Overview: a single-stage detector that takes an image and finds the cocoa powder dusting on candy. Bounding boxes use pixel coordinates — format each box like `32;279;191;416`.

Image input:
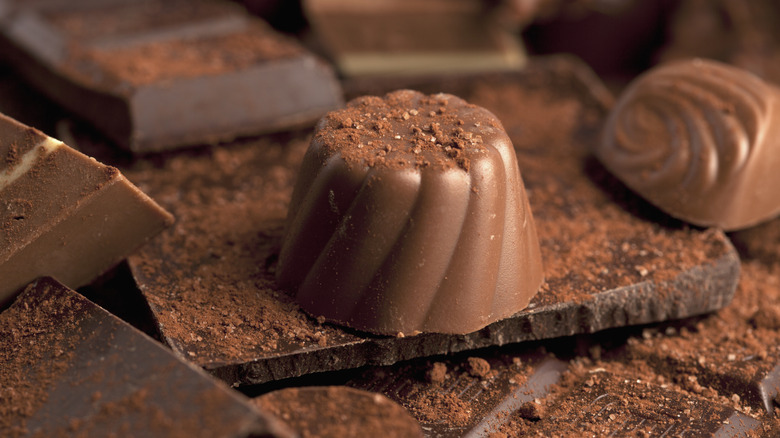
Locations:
315;90;494;172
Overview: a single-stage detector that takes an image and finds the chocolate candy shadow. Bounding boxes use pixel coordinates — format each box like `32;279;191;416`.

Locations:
124;56;740;386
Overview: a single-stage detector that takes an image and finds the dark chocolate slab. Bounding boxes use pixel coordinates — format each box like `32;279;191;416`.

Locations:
0;0;343;153
348;350;568;437
0;277;292;437
522;370;761;436
123;57;740;386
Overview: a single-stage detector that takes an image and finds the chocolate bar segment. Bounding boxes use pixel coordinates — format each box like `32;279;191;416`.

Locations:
254;386;424;438
278;90;543;335
0;112;172;306
0;0;343;152
0;277;293;437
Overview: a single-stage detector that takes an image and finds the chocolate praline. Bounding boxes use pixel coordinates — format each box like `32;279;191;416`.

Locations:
277;90;543;335
599;59;780;230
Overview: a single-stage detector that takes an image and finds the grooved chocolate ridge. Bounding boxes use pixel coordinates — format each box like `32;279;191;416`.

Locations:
599;59;780;230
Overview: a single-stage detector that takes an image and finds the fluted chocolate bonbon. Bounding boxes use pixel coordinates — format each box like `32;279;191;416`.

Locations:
599;59;780;230
277;90;543;335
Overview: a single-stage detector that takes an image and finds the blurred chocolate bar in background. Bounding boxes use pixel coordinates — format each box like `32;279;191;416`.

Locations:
0;0;343;153
302;0;526;77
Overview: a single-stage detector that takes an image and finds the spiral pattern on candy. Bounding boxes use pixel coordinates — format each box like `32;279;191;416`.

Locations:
600;60;771;196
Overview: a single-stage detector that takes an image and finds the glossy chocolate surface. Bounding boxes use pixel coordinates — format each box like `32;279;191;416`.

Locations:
0;0;343;153
0;112;172;306
278;90;544;335
599;59;780;230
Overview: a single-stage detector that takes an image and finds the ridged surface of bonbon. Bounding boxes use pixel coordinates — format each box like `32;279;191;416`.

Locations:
278;91;543;334
599;59;780;229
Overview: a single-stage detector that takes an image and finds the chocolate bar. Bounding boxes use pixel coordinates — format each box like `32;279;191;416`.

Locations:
122;57;740;386
0;0;343;153
348;349;568;436
254;386;424;437
278;90;543;335
0;277;293;437
0;112;172;306
302;0;526;76
598;59;780;231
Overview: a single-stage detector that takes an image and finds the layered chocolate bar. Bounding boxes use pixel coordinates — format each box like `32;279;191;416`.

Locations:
0;112;172;305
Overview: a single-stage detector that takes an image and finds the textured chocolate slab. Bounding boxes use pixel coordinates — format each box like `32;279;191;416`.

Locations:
0;0;342;153
522;370;761;436
0;277;292;437
253;386;424;438
124;57;740;386
348;350;568;437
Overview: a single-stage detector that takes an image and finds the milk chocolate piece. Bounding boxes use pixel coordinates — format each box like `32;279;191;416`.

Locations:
123;57;740;386
348;350;568;437
278;90;544;335
0;277;293;437
303;0;526;76
253;386;424;438
0;0;343;153
599;59;780;230
0;112;172;306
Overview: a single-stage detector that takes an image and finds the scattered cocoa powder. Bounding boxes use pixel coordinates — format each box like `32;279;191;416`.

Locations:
426;362;448;384
253;386;422;438
0;281;86;437
467;357;491;378
314;90;496;172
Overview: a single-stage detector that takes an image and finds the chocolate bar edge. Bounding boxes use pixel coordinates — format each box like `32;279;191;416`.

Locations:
205;243;740;386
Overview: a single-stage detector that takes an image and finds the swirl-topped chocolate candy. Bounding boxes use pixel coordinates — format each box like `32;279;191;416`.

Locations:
277;90;543;335
599;59;780;230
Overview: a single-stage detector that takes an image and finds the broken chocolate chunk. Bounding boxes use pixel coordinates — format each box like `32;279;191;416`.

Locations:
0;112;172;306
0;277;293;437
